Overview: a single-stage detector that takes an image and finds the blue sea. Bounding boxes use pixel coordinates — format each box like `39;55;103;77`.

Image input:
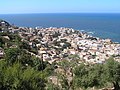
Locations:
0;13;120;43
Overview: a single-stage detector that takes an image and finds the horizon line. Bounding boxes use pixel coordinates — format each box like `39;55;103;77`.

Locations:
0;12;120;15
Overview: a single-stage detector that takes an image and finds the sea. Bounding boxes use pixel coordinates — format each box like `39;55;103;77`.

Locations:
0;13;120;43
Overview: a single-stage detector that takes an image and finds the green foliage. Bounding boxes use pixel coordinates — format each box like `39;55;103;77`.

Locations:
46;83;60;90
0;32;23;48
104;58;120;90
73;63;89;88
0;32;54;89
5;47;49;71
87;64;106;88
58;60;70;71
105;58;120;82
19;41;30;50
29;47;38;54
0;61;46;90
68;54;80;60
73;59;120;89
44;64;55;76
5;48;21;65
59;75;69;90
0;36;6;47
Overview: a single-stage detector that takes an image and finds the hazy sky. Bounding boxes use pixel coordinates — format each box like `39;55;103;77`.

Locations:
0;0;120;14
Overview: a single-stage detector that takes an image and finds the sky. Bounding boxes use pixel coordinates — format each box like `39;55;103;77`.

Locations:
0;0;120;14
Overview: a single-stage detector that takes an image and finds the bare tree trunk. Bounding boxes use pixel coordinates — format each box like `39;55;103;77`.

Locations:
113;81;120;90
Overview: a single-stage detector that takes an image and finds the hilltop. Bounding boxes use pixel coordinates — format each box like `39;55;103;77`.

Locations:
0;19;10;27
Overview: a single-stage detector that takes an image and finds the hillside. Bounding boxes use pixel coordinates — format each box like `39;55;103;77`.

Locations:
0;20;120;90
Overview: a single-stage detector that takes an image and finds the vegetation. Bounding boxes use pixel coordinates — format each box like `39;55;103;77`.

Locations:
0;32;120;90
73;58;120;90
0;61;46;90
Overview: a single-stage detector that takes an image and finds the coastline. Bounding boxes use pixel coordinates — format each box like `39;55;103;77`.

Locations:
0;13;120;43
0;20;120;64
1;24;120;90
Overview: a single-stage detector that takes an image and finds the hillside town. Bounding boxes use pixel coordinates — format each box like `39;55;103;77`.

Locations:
1;20;120;90
0;20;120;64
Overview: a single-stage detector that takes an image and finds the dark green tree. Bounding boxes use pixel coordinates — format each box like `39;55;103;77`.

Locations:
5;48;21;65
0;61;46;90
73;63;106;89
104;58;120;90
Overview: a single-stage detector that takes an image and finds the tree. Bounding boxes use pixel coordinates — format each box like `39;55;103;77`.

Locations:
5;48;21;65
0;37;4;47
59;75;70;90
73;63;106;89
46;83;60;90
104;58;120;90
19;41;30;50
19;50;34;67
73;63;89;89
19;66;46;90
0;61;46;90
58;60;70;75
87;64;106;88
